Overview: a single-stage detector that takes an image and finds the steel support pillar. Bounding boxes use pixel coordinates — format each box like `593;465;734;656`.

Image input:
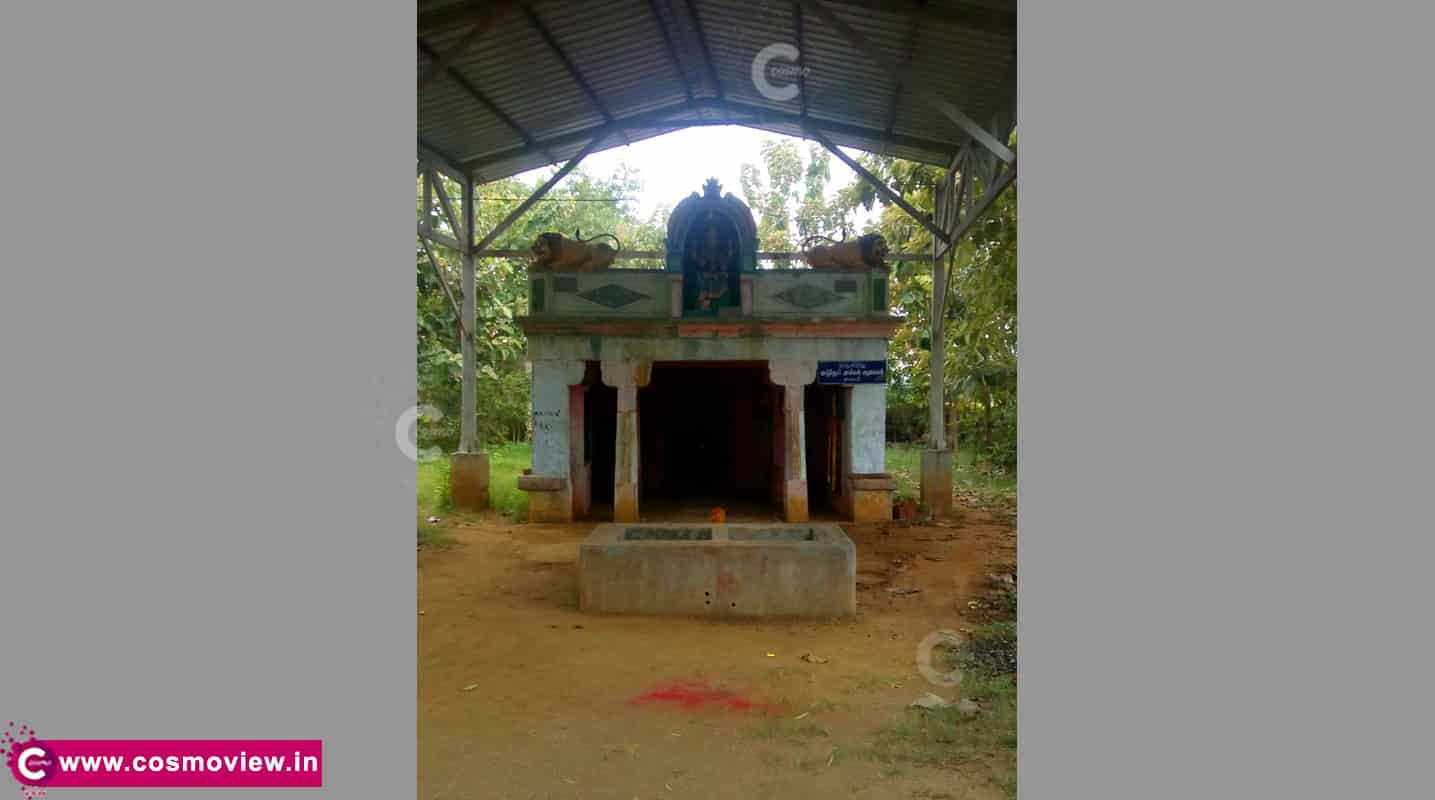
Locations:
922;177;954;517
451;174;489;510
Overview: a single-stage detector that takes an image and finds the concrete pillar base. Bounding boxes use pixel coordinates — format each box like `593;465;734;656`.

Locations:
848;473;896;522
784;479;809;522
920;450;954;517
518;474;572;523
614;483;640;523
450;452;490;511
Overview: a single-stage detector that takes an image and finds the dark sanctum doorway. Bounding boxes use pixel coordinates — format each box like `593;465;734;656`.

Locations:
639;361;775;514
583;364;617;509
805;384;847;514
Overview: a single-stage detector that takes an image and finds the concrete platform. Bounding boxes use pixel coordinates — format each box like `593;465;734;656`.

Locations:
578;523;856;618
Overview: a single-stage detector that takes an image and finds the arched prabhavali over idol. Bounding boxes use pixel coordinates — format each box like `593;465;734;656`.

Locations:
666;178;758;314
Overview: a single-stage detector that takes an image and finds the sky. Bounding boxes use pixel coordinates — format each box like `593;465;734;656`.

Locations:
511;125;879;233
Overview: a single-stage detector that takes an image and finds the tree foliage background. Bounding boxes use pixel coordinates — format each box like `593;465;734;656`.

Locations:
417;134;1015;470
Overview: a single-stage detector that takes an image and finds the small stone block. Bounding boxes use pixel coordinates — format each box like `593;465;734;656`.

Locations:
850;487;893;523
450;452;490;511
526;486;572;523
517;474;566;492
919;450;954;517
848;473;897;491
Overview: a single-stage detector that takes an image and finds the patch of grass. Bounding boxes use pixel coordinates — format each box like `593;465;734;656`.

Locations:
886;444;1016;513
486;441;532;520
954;622;1017;677
887;445;922;501
965;574;1018;625
417;523;455;550
986;583;1018;616
423;441;1011;525
930;640;964;677
417;455;454;520
415;442;532;526
867;672;1017;797
416;456;455;550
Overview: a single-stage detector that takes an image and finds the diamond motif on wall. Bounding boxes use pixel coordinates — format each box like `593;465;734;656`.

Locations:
772;284;842;309
578;283;648;308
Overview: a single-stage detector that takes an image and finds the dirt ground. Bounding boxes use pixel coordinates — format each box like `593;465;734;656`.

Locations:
419;506;1016;800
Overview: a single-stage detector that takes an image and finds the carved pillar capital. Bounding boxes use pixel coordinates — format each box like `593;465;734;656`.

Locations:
767;359;817;388
532;359;588;386
600;359;652;389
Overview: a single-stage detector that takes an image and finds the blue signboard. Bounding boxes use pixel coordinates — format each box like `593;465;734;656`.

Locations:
816;360;887;384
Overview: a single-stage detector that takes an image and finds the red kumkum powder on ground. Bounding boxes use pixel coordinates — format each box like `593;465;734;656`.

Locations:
629;681;783;715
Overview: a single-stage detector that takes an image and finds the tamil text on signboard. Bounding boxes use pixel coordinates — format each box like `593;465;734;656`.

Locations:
815;360;887;384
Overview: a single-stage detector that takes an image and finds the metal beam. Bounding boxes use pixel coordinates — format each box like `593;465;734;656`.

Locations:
947;160;1015;243
474;248;930;261
460;98;964;172
416;0;1018;40
721;99;963;163
428;169;461;238
417;39;562;166
418;3;502;91
422;167;433;233
459;102;702;171
934;146;969;261
520;4;631;146
417;220;461;252
521;4;607;117
799;0;1015;164
883;0;928;154
937;148;969;292
417;138;468;184
795;2;807;118
647;0;694;102
929;177;947;449
459;177;478;453
684;0;724;100
807;127;950;245
417;230;469;344
937;158;1016;321
470;132;609;256
418;1;505;36
821;0;1015;36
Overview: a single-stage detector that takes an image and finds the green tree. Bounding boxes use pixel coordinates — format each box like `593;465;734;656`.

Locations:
740;139;851;259
416;165;667;451
829;143;1017;470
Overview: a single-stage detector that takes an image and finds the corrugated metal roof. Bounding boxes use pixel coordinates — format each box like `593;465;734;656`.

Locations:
418;0;1016;182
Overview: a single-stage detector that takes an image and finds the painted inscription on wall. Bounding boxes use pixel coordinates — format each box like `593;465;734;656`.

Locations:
531;409;563;434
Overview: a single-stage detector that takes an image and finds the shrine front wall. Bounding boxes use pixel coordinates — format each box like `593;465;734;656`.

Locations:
748;270;876;317
525;333;887;365
527;267;890;319
532;269;671;317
